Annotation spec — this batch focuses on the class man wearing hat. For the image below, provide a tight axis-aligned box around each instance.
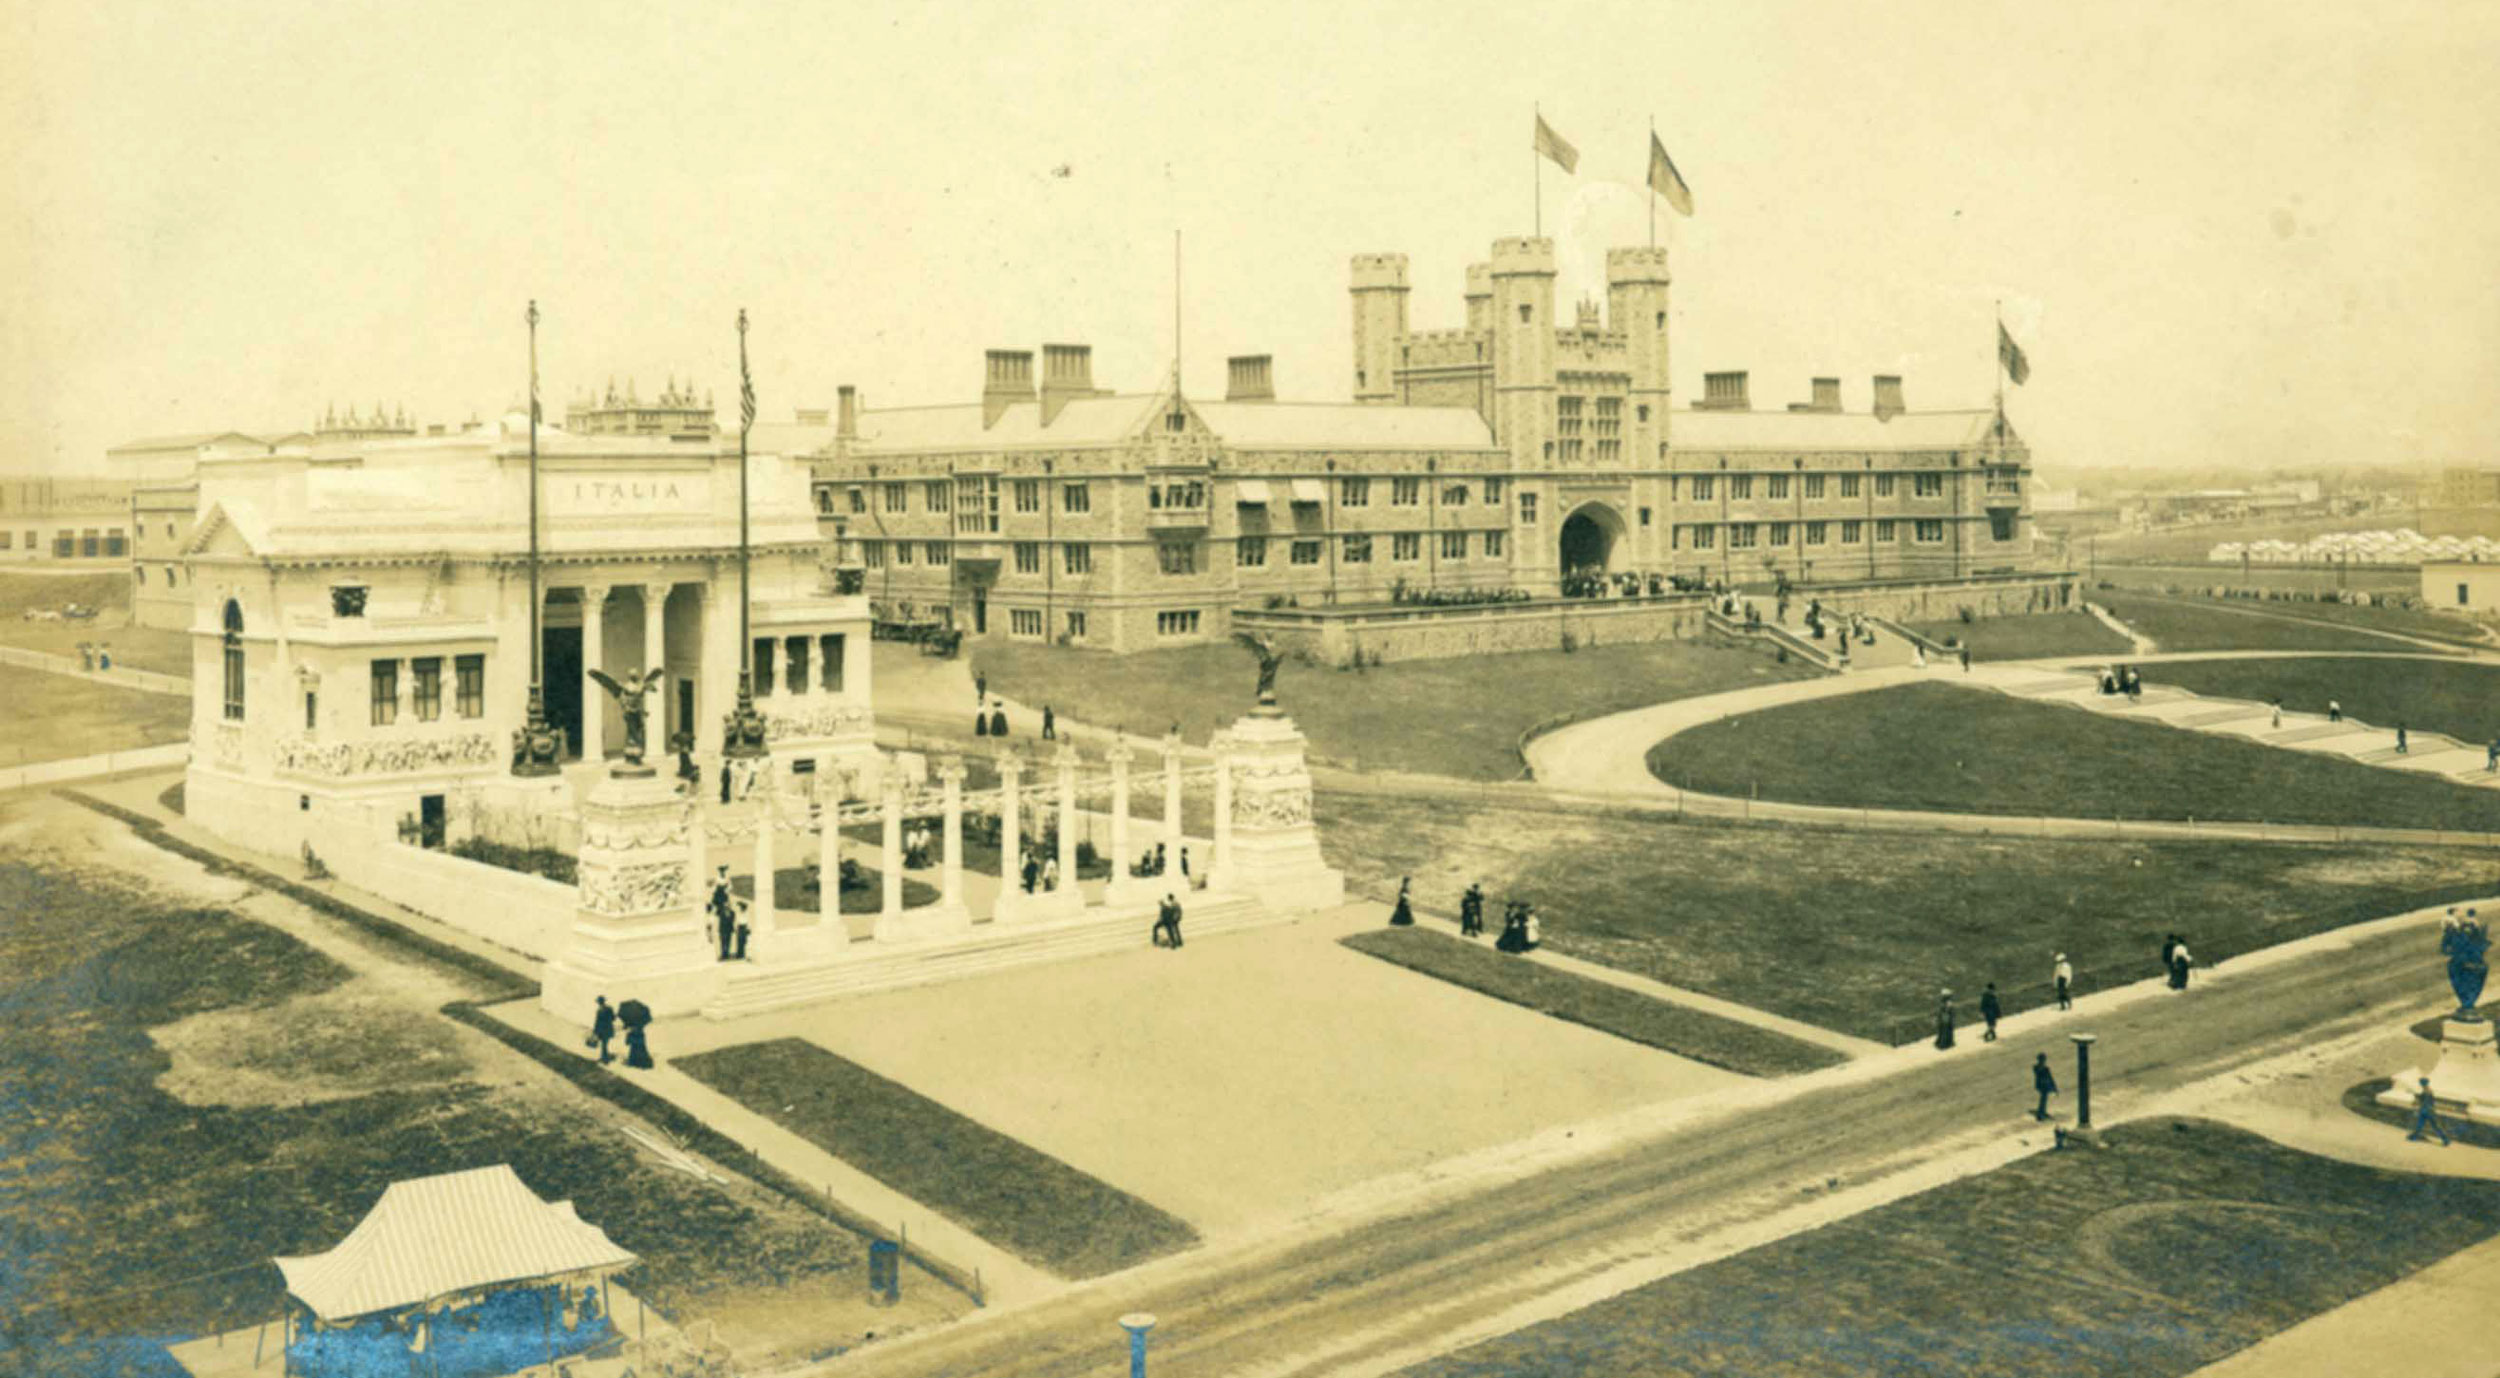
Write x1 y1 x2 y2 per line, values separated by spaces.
710 866 738 962
2053 953 2073 1011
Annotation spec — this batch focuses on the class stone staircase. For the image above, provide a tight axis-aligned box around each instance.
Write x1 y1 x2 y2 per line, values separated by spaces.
700 889 1288 1018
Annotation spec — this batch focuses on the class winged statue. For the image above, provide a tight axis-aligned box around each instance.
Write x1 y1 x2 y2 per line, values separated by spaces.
585 667 666 767
1233 630 1283 707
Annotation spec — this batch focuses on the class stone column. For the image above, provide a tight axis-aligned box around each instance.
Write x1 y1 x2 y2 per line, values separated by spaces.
938 755 966 912
1210 732 1235 892
994 753 1026 923
541 772 721 1023
1161 734 1184 883
879 772 904 921
642 581 670 741
1105 740 1145 906
1054 742 1081 911
817 754 842 932
1209 709 1345 913
788 635 810 696
581 584 610 763
748 804 775 960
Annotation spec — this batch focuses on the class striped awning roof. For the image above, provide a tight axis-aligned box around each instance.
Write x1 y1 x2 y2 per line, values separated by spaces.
274 1165 637 1322
1234 479 1272 504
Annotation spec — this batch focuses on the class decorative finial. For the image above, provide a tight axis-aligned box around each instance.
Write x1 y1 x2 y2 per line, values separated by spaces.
738 307 748 337
527 299 538 329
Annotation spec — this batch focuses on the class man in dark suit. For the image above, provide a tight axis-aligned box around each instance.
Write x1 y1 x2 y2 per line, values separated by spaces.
590 996 617 1064
710 868 737 961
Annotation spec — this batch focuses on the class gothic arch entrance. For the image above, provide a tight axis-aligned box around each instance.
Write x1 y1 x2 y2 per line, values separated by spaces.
1558 502 1626 576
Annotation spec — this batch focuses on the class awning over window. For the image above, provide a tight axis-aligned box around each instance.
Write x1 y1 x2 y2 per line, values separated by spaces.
1234 480 1272 504
1289 478 1326 504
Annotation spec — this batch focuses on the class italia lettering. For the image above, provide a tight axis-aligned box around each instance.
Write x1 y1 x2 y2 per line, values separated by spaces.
572 481 684 502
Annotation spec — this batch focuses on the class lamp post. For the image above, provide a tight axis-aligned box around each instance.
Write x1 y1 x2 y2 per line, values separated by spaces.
722 307 769 763
1118 1313 1156 1378
2071 1032 2097 1129
512 299 561 776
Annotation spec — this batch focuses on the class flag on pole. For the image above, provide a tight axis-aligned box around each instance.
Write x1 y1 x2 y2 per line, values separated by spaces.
1646 131 1694 216
740 357 757 431
1533 113 1579 174
1997 321 2031 386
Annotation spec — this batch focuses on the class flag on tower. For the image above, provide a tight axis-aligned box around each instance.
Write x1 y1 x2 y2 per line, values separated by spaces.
1997 321 2031 386
1646 131 1694 216
1534 113 1579 174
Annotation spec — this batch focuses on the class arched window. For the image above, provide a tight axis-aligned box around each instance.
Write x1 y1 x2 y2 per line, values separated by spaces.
221 600 246 721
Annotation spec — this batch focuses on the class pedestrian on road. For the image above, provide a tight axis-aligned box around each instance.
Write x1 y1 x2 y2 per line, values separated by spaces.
2329 699 2342 723
2396 723 2409 755
1934 989 1957 1050
589 995 617 1064
2409 1077 2453 1146
1980 983 2003 1041
1460 883 1485 937
1042 705 1057 741
2169 942 2194 991
1521 905 1542 951
2487 737 2499 772
710 867 737 962
2054 953 2074 1011
989 702 1009 738
975 702 990 736
2033 1053 2058 1121
975 673 987 703
1959 647 1972 673
622 1009 654 1070
2271 699 2283 729
2161 932 2179 972
1389 878 1415 926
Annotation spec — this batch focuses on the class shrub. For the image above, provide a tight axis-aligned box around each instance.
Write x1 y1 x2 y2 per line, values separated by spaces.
449 836 578 885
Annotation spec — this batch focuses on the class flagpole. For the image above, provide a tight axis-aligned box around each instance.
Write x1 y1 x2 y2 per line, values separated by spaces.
512 299 557 777
1648 115 1656 250
1533 103 1541 238
724 307 766 763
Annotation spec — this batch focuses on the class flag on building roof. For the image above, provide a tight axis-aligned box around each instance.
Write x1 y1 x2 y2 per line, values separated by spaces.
1997 321 2031 386
1534 113 1579 174
1646 131 1694 216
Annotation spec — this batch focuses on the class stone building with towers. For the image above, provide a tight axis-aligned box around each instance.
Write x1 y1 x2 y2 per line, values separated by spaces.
799 233 2039 653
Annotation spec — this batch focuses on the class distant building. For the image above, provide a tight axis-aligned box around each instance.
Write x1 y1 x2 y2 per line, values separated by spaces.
802 235 2036 652
566 377 718 440
0 475 134 567
2423 558 2500 612
2436 466 2500 508
108 432 285 629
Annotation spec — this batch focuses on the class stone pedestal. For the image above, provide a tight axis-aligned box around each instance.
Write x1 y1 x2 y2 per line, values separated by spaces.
540 768 719 1024
2382 1016 2500 1122
1211 709 1343 912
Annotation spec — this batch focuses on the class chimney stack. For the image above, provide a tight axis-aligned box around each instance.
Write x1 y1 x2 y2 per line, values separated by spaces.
1695 370 1751 411
1791 377 1844 413
1040 343 1095 425
1872 374 1905 421
983 350 1035 428
1226 354 1275 402
836 385 858 440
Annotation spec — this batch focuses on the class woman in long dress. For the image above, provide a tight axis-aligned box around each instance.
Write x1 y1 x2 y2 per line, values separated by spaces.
1934 989 1957 1050
1521 905 1542 951
1389 878 1415 926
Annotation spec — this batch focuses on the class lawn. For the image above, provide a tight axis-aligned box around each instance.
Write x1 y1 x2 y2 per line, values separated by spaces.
1341 928 1844 1076
0 853 878 1376
1398 1119 2500 1378
2097 560 2419 596
2145 657 2500 749
0 660 191 767
971 638 1822 781
731 861 942 914
0 568 194 676
2091 589 2437 653
675 1038 1201 1279
2084 506 2500 564
1648 681 2500 833
1900 611 2134 661
1312 792 2500 1043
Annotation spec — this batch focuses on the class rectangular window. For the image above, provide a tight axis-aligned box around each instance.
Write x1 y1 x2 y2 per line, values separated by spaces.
1555 396 1584 464
1393 532 1421 562
370 660 398 727
80 530 99 557
1014 542 1041 574
1916 519 1946 543
847 486 867 514
753 639 776 695
1066 610 1088 640
1520 492 1539 524
1441 531 1467 560
54 533 73 558
1237 536 1268 567
1691 524 1717 550
1341 478 1370 507
305 690 317 730
456 654 485 717
1769 523 1791 547
1914 473 1945 498
1875 474 1896 498
1392 477 1420 506
894 543 914 565
1803 475 1825 500
1639 506 1652 527
1729 523 1759 550
1291 539 1322 566
1062 481 1090 514
1840 474 1861 498
1342 534 1372 564
786 638 809 692
925 542 950 566
1157 610 1202 638
1767 475 1790 500
1728 476 1753 500
104 529 126 557
412 657 442 721
1157 542 1198 576
223 640 245 721
924 481 951 513
884 483 907 513
1063 543 1092 575
1592 397 1621 463
1841 520 1863 545
955 475 1000 534
1806 521 1828 545
861 540 884 568
1876 519 1897 542
1483 478 1505 505
1691 475 1714 501
1011 608 1044 637
819 634 845 692
0 531 10 549
1014 479 1042 513
1484 530 1506 558
1442 482 1469 506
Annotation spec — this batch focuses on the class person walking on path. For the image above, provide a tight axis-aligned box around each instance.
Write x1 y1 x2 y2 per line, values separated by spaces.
2328 699 2342 723
1156 893 1185 948
2396 723 2409 755
1042 705 1056 741
975 673 987 703
2487 736 2499 772
2169 941 2194 991
1459 883 1485 937
989 702 1009 737
2054 953 2074 1011
1389 878 1415 926
1980 983 2003 1042
2409 1077 2453 1146
2033 1053 2059 1121
1959 647 1972 673
2271 699 2283 729
975 702 990 736
2161 933 2179 973
589 996 617 1064
1934 990 1957 1050
621 1004 654 1070
1521 904 1542 951
710 867 738 962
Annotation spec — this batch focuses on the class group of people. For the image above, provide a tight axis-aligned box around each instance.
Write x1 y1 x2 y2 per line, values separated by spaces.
708 866 751 962
1562 570 1701 601
586 995 655 1069
2159 933 2196 990
2096 664 2143 698
1130 841 1192 883
1150 893 1186 948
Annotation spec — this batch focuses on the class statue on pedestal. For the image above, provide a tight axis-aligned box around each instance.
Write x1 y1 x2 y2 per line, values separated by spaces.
586 668 665 768
2444 912 2490 1018
1233 631 1283 709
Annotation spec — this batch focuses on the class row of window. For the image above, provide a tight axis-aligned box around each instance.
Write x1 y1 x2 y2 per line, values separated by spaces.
834 477 1520 517
861 531 1516 574
1680 519 1947 551
2 528 128 556
749 634 847 697
368 656 488 726
1687 472 1945 501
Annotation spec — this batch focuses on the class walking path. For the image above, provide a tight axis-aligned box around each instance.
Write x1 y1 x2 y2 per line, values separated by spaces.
0 641 189 696
2082 598 2158 654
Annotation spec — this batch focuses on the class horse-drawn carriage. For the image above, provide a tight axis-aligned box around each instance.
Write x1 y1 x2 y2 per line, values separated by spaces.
869 602 963 658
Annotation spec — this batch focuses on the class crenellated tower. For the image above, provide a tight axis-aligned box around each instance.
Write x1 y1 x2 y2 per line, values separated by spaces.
1348 253 1410 405
1488 236 1557 468
1607 246 1672 468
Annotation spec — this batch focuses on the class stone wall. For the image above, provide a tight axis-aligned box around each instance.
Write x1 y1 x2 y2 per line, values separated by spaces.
322 822 576 961
1789 571 2076 623
1236 594 1713 667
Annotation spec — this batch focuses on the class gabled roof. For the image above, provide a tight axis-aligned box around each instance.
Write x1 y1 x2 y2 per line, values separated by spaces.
1193 401 1495 452
273 1165 636 1322
107 431 271 456
1671 409 2007 453
854 394 1166 451
180 500 271 558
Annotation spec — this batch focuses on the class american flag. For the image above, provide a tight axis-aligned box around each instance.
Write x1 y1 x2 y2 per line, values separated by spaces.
740 358 756 432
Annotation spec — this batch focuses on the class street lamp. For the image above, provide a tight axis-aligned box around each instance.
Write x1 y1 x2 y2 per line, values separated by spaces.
1119 1313 1156 1378
722 307 769 764
512 299 562 777
2071 1032 2097 1130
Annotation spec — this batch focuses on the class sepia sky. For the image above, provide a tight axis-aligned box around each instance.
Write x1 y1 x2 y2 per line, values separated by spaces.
6 0 2497 480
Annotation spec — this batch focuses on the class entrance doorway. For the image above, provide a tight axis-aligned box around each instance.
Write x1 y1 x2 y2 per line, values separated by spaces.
543 626 583 758
676 678 695 750
419 794 446 851
973 589 988 635
1559 504 1623 575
